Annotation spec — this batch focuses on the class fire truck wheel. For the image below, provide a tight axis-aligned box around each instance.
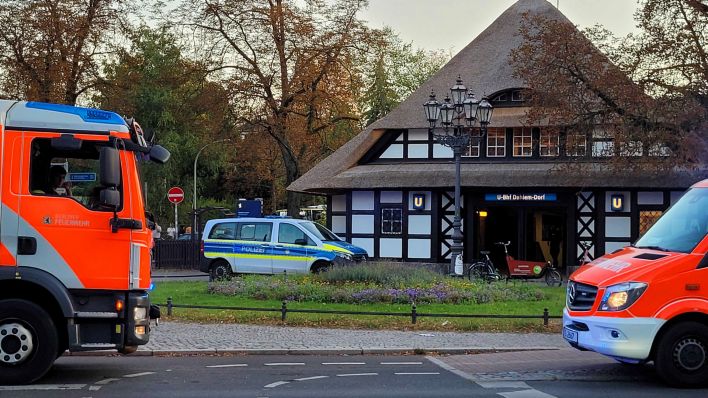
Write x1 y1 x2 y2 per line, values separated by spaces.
210 260 233 281
0 299 59 385
655 321 708 388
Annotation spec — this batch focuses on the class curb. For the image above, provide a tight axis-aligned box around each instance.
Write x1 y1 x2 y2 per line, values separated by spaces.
64 346 561 357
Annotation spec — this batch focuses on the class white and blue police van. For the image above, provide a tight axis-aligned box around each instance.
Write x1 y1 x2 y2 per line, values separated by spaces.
199 217 368 279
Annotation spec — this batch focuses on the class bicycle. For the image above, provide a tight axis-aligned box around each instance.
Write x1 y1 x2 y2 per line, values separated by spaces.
467 250 503 283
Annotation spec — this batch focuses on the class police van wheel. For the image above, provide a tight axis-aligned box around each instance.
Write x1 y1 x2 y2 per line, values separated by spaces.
210 260 233 281
655 321 708 388
311 262 331 274
0 299 59 385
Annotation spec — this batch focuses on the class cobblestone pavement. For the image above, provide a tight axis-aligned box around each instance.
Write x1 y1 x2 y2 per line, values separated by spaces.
141 321 567 353
429 348 650 382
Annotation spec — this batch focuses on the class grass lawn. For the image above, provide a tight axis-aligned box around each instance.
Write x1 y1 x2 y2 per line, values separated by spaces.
150 280 566 333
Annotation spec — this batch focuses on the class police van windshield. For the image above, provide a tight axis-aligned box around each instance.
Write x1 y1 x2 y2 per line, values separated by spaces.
635 188 708 253
300 221 340 241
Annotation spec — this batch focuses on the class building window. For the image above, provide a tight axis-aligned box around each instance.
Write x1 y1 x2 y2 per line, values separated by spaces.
463 128 480 157
381 208 403 234
639 211 663 235
511 90 524 101
566 132 587 157
486 128 506 157
539 130 560 157
512 128 532 157
493 92 509 102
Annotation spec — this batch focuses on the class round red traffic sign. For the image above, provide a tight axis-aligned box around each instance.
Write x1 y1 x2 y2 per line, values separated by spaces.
167 187 185 204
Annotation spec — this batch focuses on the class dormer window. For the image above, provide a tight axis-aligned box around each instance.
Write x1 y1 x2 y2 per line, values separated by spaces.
492 92 509 102
511 90 524 102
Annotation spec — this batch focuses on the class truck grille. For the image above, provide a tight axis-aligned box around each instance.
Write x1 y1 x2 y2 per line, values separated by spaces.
567 281 598 311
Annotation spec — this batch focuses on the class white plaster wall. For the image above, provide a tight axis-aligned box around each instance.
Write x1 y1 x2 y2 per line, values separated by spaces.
606 217 631 238
432 144 453 158
408 144 428 158
380 144 403 159
408 239 431 259
638 191 663 205
605 241 630 254
379 238 402 258
380 191 403 203
351 215 374 234
351 238 374 257
408 215 431 235
352 191 374 211
408 129 429 141
331 195 346 212
331 216 347 234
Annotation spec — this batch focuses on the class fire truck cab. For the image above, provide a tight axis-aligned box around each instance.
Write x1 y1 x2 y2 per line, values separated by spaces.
564 179 708 387
0 100 169 384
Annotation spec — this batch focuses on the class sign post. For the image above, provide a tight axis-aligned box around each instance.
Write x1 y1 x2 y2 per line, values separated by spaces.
167 187 185 238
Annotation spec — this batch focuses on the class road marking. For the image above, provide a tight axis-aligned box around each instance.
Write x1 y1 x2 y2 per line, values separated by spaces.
122 372 156 378
295 376 330 381
206 364 249 368
264 381 290 388
381 361 423 365
94 378 120 385
322 362 366 365
0 385 86 391
264 362 305 366
498 390 557 398
426 356 476 382
336 373 378 377
394 372 440 375
89 386 102 391
477 381 531 389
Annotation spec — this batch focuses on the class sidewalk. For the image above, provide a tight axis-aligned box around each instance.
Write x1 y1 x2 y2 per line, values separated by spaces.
125 321 567 355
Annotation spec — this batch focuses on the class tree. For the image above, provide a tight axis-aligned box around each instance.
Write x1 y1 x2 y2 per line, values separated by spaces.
510 0 707 170
182 0 370 216
0 0 127 105
96 27 234 226
361 29 449 126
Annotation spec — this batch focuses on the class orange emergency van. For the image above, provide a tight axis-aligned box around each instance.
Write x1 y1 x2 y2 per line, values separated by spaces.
564 179 708 387
0 100 169 384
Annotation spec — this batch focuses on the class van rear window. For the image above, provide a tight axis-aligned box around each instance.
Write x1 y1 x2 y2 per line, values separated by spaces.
208 222 236 239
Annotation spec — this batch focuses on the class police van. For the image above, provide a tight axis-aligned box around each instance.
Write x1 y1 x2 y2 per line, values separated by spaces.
200 217 368 279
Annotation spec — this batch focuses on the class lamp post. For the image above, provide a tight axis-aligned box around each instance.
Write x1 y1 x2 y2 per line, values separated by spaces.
423 76 493 275
193 138 232 236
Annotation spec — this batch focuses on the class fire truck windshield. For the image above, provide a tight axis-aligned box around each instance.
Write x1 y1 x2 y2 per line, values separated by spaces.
635 188 708 253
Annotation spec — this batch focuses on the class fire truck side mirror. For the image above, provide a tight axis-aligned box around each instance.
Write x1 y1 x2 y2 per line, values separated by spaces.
148 144 170 164
100 189 120 209
100 147 121 187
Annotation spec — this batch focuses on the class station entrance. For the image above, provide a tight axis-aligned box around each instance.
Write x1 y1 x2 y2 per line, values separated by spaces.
474 205 567 274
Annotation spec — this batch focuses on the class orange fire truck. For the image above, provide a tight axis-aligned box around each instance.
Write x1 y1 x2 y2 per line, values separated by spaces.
564 179 708 387
0 100 169 384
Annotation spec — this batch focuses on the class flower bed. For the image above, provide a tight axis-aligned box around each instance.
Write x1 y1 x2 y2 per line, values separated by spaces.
207 264 547 305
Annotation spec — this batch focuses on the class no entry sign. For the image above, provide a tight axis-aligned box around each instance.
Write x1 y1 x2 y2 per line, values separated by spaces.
167 187 185 204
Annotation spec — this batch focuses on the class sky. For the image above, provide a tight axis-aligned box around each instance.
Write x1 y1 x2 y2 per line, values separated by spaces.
359 0 640 54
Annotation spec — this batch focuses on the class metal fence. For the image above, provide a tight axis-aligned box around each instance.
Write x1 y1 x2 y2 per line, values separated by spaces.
154 240 200 269
161 298 562 326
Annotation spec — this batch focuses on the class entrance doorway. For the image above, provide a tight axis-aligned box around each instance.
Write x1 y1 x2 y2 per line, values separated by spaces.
475 206 567 273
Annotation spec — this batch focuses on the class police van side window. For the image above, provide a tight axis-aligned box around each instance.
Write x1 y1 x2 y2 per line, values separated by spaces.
29 138 122 212
208 223 236 239
278 224 315 245
236 223 271 242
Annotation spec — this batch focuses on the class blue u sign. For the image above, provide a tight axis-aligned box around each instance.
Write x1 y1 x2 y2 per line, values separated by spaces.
610 194 625 212
412 194 426 210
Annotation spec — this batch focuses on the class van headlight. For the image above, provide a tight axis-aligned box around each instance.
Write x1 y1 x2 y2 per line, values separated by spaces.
599 282 647 311
335 252 353 261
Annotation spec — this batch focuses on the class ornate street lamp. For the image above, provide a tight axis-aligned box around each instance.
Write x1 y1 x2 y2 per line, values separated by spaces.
423 76 493 275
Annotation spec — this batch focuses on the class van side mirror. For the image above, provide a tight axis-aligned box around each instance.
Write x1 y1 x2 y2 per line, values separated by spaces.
148 145 170 164
294 238 308 246
100 188 120 209
99 147 120 187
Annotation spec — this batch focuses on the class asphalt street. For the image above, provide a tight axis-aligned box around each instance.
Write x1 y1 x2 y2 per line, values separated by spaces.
2 352 707 398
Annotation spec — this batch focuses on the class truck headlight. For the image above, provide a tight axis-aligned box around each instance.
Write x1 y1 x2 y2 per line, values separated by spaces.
599 282 647 311
335 252 353 261
134 307 148 321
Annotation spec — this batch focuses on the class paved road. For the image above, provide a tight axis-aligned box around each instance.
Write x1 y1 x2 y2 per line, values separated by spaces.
4 351 707 398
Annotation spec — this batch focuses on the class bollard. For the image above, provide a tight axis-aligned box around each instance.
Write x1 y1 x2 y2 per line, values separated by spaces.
281 301 287 321
543 308 549 326
411 303 417 324
167 297 173 316
283 269 287 282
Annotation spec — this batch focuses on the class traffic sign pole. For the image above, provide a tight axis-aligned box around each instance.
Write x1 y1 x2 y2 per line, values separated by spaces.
167 187 185 239
174 203 178 240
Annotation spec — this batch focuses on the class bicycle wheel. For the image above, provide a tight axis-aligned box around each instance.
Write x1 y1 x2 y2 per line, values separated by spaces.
545 269 562 286
467 262 487 281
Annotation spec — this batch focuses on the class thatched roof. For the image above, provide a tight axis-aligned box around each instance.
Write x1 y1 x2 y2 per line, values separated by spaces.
288 0 707 195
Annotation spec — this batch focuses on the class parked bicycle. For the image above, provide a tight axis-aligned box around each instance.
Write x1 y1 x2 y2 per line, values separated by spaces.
466 250 503 283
